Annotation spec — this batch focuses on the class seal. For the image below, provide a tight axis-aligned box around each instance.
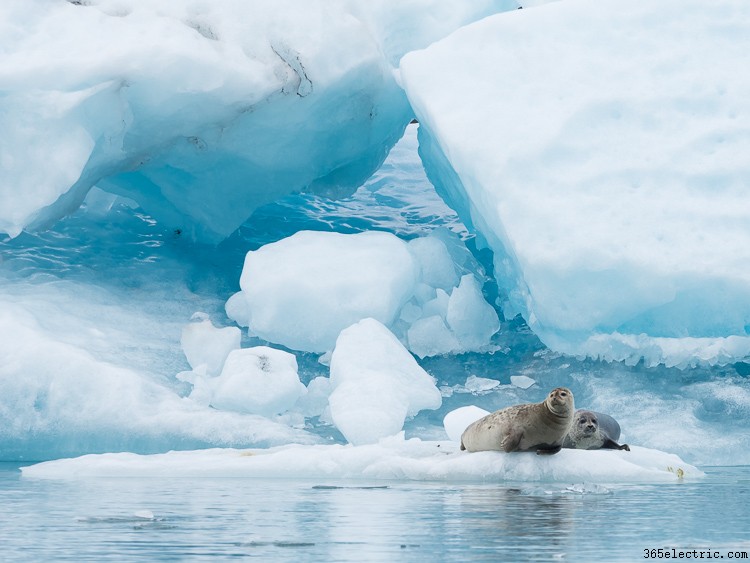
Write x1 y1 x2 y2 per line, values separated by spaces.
562 409 630 451
460 387 575 455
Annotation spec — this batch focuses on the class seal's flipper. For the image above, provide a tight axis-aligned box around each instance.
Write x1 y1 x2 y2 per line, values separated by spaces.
536 445 562 455
602 438 630 451
501 429 523 452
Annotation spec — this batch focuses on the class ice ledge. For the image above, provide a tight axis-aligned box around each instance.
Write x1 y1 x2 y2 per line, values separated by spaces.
555 333 750 370
22 434 702 484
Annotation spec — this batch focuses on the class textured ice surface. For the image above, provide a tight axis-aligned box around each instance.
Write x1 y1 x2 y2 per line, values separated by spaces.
0 0 514 242
22 436 703 484
400 0 750 367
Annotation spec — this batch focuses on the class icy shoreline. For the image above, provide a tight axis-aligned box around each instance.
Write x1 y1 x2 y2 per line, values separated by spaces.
21 436 702 484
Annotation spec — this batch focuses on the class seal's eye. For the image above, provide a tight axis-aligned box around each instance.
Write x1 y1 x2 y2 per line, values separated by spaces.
591 418 597 424
559 391 567 397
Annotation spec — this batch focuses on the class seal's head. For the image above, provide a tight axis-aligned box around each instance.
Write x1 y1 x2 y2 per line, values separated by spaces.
545 387 574 417
574 410 599 436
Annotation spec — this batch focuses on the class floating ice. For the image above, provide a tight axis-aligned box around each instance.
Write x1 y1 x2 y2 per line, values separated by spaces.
0 0 515 242
511 375 536 390
464 376 501 394
231 230 499 356
399 0 750 367
328 319 442 445
21 436 704 484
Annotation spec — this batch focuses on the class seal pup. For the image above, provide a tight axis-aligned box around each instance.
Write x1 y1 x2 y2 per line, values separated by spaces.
460 387 575 455
562 409 630 451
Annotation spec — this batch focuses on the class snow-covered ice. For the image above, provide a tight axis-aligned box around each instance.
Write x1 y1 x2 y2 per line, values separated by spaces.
234 230 418 353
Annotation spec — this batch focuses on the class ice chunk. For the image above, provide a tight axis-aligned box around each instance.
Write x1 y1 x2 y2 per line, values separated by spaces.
328 318 442 445
238 231 418 353
399 0 750 366
207 347 306 418
407 315 460 358
180 314 241 375
511 375 536 390
0 299 317 460
407 235 459 291
293 376 332 418
443 406 490 443
464 375 501 393
224 292 250 328
234 230 500 356
446 275 500 350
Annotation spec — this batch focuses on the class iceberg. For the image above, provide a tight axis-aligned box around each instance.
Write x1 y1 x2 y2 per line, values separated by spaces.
0 0 516 242
399 0 750 367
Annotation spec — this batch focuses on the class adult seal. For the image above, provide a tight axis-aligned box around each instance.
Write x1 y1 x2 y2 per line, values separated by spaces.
562 409 630 451
460 387 575 455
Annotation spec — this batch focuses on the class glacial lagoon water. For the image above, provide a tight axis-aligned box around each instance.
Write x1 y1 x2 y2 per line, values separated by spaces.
2 463 749 562
2 125 750 560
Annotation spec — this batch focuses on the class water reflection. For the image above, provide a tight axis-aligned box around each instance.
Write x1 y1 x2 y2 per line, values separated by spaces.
2 466 749 562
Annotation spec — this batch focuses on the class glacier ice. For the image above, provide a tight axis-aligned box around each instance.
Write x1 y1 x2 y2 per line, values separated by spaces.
0 0 514 242
399 0 750 367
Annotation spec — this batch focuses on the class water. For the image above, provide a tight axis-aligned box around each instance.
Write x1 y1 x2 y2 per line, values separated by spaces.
2 463 748 561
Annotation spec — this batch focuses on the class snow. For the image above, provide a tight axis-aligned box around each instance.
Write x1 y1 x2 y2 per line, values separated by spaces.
21 436 703 484
0 0 513 243
230 230 499 355
328 319 442 445
399 0 750 367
